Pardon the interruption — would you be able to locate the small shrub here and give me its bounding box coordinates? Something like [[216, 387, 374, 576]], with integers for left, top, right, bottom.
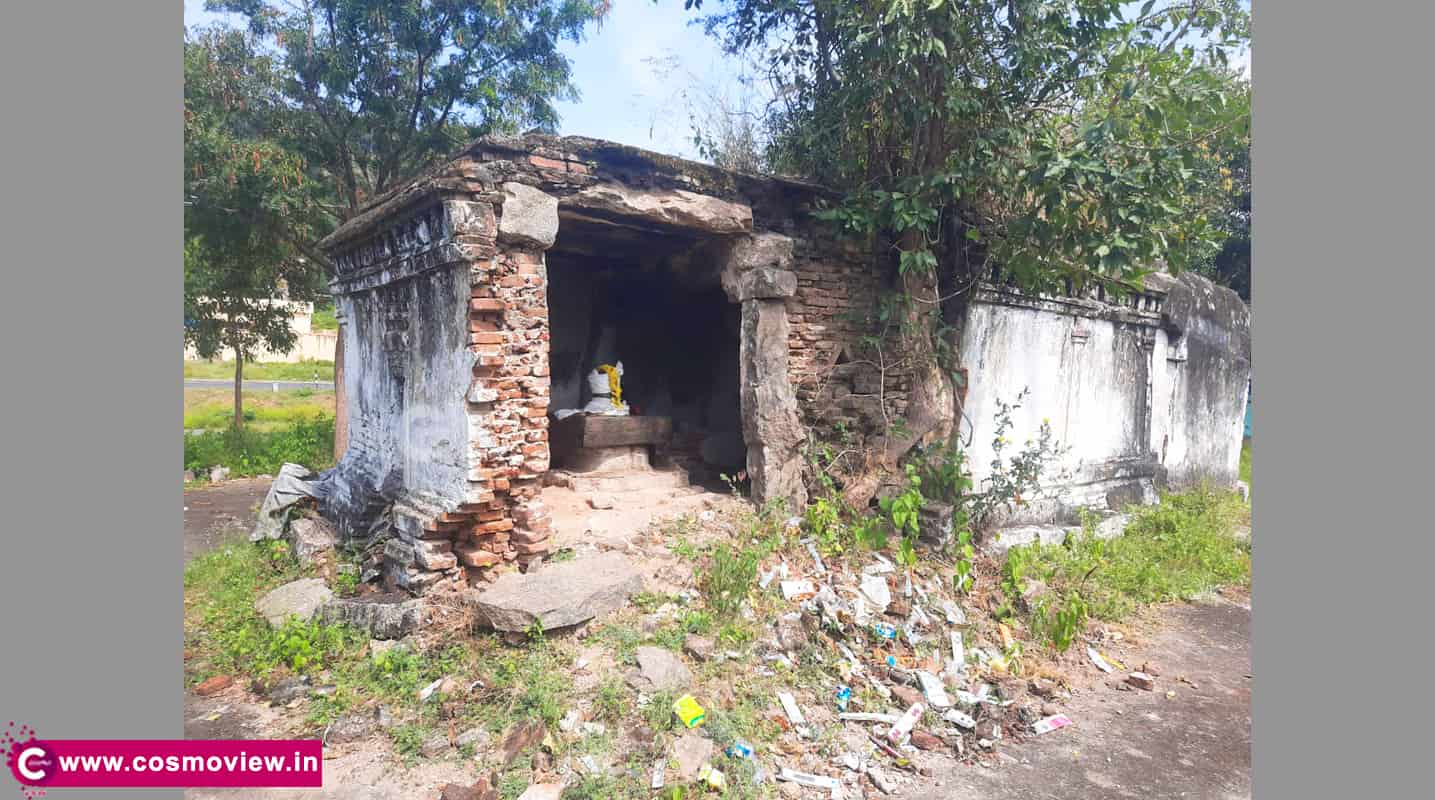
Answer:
[[700, 546, 761, 618], [183, 417, 335, 477]]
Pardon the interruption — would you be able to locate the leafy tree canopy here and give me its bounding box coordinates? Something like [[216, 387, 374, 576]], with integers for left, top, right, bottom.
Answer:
[[207, 0, 612, 217], [690, 0, 1251, 294]]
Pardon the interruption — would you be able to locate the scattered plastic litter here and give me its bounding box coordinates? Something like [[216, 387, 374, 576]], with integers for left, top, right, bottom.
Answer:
[[726, 740, 754, 759], [835, 686, 852, 711], [887, 703, 924, 745], [777, 768, 841, 792], [651, 760, 665, 789], [698, 763, 726, 791], [873, 622, 898, 640], [1031, 714, 1072, 735], [917, 671, 952, 709], [804, 539, 827, 574], [418, 678, 444, 701], [778, 691, 813, 738], [943, 709, 977, 729], [782, 579, 817, 600], [861, 574, 893, 609], [839, 712, 899, 724], [674, 694, 706, 728]]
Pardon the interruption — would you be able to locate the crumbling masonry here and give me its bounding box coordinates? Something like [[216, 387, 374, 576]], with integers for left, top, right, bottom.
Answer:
[[316, 133, 1250, 596]]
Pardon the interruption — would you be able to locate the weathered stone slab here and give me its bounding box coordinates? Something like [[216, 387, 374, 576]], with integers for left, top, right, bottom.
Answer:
[[566, 184, 752, 234], [498, 182, 559, 249], [626, 646, 693, 692], [319, 594, 426, 640], [466, 551, 643, 631], [735, 267, 798, 301], [255, 578, 333, 627]]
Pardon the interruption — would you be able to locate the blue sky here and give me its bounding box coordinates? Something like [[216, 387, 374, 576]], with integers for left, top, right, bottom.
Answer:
[[185, 1, 1248, 162], [183, 0, 749, 160]]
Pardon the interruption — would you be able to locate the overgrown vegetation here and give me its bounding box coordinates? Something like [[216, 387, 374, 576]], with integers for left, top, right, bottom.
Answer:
[[184, 388, 334, 431], [185, 360, 334, 382], [999, 485, 1251, 650], [184, 417, 335, 478], [184, 540, 362, 682]]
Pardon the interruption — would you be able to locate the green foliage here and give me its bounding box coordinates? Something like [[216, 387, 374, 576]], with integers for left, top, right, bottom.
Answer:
[[1239, 439, 1252, 486], [184, 359, 335, 382], [699, 545, 762, 618], [694, 0, 1251, 297], [1000, 486, 1250, 649], [184, 541, 363, 679], [184, 417, 336, 477], [203, 0, 611, 217]]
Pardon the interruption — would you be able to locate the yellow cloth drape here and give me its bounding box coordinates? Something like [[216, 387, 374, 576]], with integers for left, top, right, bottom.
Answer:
[[596, 363, 622, 408]]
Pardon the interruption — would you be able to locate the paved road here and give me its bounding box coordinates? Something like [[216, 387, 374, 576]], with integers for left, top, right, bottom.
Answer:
[[185, 378, 333, 391]]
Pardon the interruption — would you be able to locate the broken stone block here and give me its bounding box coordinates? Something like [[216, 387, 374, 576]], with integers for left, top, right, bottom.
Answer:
[[327, 708, 380, 743], [683, 634, 716, 662], [255, 578, 333, 627], [497, 182, 559, 249], [466, 551, 642, 632], [1127, 672, 1156, 690], [319, 594, 425, 640], [420, 734, 452, 758], [500, 720, 546, 767], [455, 727, 490, 750], [193, 675, 232, 696], [586, 494, 615, 510], [672, 731, 714, 781], [568, 183, 752, 235], [210, 465, 230, 482], [515, 784, 564, 800], [288, 517, 338, 565], [775, 612, 808, 652], [735, 267, 798, 301], [266, 676, 311, 704], [627, 646, 693, 693]]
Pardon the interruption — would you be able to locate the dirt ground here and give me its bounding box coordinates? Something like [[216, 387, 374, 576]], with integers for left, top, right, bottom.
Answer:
[[184, 477, 272, 563], [182, 476, 1251, 800], [918, 598, 1251, 800]]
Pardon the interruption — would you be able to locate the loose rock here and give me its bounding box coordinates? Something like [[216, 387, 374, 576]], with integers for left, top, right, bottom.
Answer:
[[1127, 672, 1156, 690], [672, 731, 714, 780], [266, 676, 310, 704], [421, 734, 451, 758], [194, 675, 233, 696], [684, 634, 716, 662], [515, 783, 564, 800], [501, 720, 546, 766], [288, 516, 338, 565], [587, 494, 615, 510], [255, 578, 332, 627], [628, 646, 693, 692], [327, 709, 379, 743], [467, 551, 643, 632], [320, 594, 425, 640]]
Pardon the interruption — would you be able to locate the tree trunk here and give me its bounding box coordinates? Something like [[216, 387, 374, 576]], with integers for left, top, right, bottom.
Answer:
[[333, 321, 349, 459], [233, 350, 244, 431]]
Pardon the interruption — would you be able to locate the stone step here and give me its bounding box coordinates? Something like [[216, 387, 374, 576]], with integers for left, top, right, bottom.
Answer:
[[567, 469, 689, 495]]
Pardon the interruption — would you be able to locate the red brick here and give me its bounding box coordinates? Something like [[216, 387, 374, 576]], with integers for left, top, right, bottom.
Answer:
[[470, 331, 505, 345], [513, 538, 552, 555], [529, 154, 566, 171], [476, 519, 515, 534], [456, 546, 501, 568], [469, 298, 504, 313]]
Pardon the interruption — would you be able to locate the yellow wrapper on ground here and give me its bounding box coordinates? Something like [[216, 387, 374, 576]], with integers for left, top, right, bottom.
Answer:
[[674, 694, 706, 728]]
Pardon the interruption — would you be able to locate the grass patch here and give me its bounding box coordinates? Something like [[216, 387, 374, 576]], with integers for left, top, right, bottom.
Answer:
[[185, 359, 335, 382], [184, 540, 363, 682], [1239, 438, 1252, 485], [184, 418, 336, 478], [184, 388, 335, 431], [1000, 485, 1251, 650]]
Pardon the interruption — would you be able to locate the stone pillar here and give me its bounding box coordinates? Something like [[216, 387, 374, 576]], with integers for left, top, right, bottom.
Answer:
[[723, 233, 808, 511]]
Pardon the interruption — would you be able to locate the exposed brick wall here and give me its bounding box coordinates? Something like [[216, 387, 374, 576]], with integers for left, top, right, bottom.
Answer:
[[784, 237, 911, 478], [459, 244, 554, 581]]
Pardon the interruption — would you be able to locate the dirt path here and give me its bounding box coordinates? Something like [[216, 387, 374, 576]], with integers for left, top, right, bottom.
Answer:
[[917, 598, 1252, 800], [184, 477, 272, 563]]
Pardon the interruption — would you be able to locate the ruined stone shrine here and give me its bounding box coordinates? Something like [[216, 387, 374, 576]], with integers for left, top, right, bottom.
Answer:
[[315, 133, 1251, 597]]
